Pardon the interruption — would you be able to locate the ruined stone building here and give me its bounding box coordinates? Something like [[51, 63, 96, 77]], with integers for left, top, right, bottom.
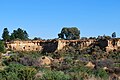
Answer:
[[6, 38, 120, 52]]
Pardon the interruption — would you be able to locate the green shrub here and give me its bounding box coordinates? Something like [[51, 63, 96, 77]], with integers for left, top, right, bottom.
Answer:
[[41, 70, 70, 80], [94, 68, 109, 80], [0, 63, 37, 80], [69, 72, 89, 80], [1, 72, 19, 80], [0, 41, 5, 53], [67, 64, 94, 80]]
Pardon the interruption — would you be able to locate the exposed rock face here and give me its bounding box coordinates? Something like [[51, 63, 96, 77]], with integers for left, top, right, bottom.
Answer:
[[6, 39, 96, 52], [6, 40, 43, 51], [106, 39, 120, 52], [92, 38, 120, 52], [57, 39, 96, 50], [5, 38, 120, 52]]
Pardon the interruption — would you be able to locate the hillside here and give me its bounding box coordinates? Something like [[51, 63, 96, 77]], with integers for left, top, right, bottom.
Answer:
[[0, 38, 120, 80]]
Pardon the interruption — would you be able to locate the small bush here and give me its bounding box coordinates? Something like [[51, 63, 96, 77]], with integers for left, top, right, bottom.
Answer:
[[41, 70, 70, 80], [0, 41, 5, 53], [94, 68, 109, 80], [0, 63, 37, 80]]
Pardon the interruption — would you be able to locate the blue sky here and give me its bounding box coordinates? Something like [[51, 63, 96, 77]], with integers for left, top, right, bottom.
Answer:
[[0, 0, 120, 39]]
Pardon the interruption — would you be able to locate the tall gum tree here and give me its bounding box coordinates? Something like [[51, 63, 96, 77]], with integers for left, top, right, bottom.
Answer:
[[2, 28, 10, 41]]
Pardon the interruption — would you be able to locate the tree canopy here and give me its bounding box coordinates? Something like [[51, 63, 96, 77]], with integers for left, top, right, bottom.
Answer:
[[112, 32, 116, 38], [2, 28, 10, 41], [58, 27, 80, 40], [2, 28, 29, 41], [10, 28, 29, 40]]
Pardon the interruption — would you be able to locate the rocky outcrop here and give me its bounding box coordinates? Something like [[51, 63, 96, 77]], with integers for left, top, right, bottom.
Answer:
[[6, 38, 120, 52], [6, 39, 96, 52], [6, 40, 43, 51], [106, 39, 120, 52]]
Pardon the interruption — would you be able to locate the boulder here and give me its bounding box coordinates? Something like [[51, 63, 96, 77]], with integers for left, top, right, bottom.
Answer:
[[85, 62, 95, 69], [38, 56, 53, 65]]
